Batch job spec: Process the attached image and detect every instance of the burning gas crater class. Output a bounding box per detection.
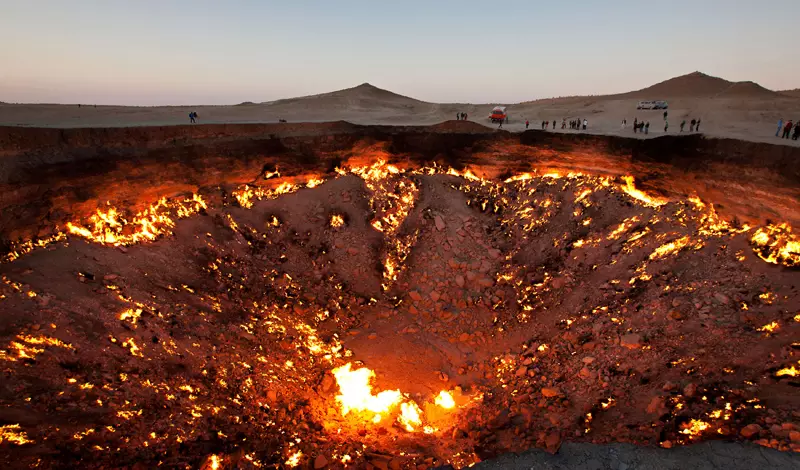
[1,159,799,469]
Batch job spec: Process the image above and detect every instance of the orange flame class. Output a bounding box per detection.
[331,363,402,421]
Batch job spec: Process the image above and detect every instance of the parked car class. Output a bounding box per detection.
[489,106,509,123]
[637,100,669,110]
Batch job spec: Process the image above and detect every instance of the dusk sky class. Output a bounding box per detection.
[2,0,798,105]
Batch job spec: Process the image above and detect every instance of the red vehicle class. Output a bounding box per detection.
[489,106,508,124]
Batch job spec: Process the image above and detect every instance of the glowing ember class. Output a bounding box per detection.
[434,390,456,409]
[331,363,402,421]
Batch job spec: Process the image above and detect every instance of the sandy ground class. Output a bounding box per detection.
[2,80,799,147]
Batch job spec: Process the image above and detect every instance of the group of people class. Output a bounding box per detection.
[524,118,587,130]
[188,111,198,123]
[777,119,800,140]
[631,118,650,134]
[629,117,702,134]
[678,118,702,132]
[455,112,469,121]
[568,119,588,130]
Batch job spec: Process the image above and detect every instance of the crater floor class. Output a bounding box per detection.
[0,160,798,469]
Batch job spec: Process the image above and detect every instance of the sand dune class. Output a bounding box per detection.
[0,72,798,146]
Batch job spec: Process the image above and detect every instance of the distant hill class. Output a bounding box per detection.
[263,83,427,110]
[779,89,800,98]
[615,72,733,99]
[715,81,781,99]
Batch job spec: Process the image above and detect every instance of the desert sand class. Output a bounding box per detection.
[1,72,799,146]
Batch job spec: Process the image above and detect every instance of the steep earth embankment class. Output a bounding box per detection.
[1,122,799,247]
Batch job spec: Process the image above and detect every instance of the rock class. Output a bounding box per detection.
[438,371,449,382]
[579,367,593,379]
[713,293,730,305]
[434,216,446,232]
[347,247,359,255]
[662,381,677,391]
[314,454,329,469]
[541,388,560,398]
[459,333,470,342]
[790,431,800,442]
[544,432,561,453]
[321,375,334,393]
[740,424,762,438]
[516,366,528,377]
[409,291,422,301]
[683,383,697,397]
[430,291,441,302]
[103,274,119,281]
[582,356,595,364]
[371,460,389,470]
[647,396,667,415]
[620,334,641,349]
[388,459,401,470]
[455,275,465,287]
[668,310,685,320]
[661,440,673,449]
[267,390,278,403]
[488,248,501,259]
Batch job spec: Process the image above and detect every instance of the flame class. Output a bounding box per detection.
[0,334,73,362]
[0,424,32,445]
[434,390,456,409]
[233,181,298,209]
[757,321,779,333]
[285,451,303,467]
[649,236,691,260]
[330,215,345,228]
[620,176,666,207]
[66,194,207,246]
[331,363,402,420]
[750,223,800,267]
[680,419,710,437]
[776,365,798,377]
[398,401,423,431]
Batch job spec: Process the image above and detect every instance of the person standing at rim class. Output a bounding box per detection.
[696,118,701,132]
[783,120,794,139]
[525,119,530,129]
[680,120,686,132]
[792,121,800,140]
[583,118,588,130]
[776,118,784,137]
[645,121,650,135]
[690,118,696,132]
[552,120,556,130]
[664,120,669,133]
[633,117,638,133]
